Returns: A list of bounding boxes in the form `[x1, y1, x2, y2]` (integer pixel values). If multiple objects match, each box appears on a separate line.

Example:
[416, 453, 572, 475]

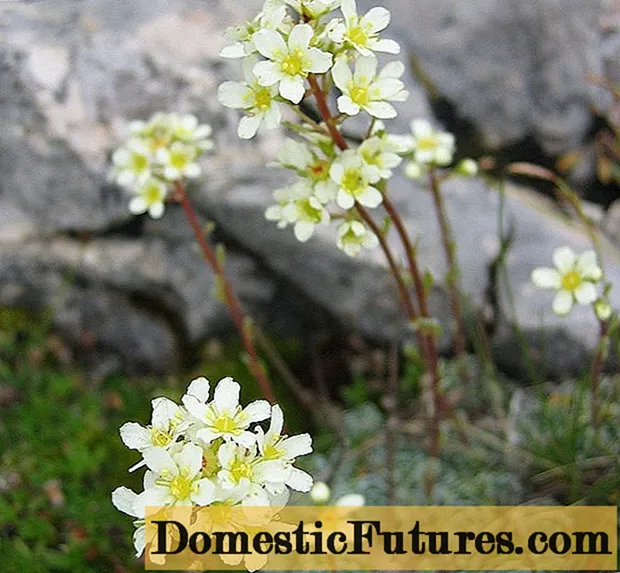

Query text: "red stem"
[174, 181, 276, 404]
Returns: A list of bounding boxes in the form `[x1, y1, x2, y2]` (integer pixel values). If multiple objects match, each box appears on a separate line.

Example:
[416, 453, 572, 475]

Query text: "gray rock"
[1, 0, 618, 379]
[363, 0, 605, 156]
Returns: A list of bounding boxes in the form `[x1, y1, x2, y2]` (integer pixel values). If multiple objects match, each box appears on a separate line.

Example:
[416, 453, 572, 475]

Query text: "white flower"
[183, 377, 271, 448]
[409, 119, 456, 166]
[170, 114, 214, 152]
[253, 24, 333, 104]
[112, 139, 152, 187]
[156, 142, 201, 181]
[328, 0, 400, 56]
[336, 220, 379, 256]
[216, 442, 295, 505]
[220, 4, 289, 59]
[276, 138, 338, 200]
[255, 405, 313, 492]
[134, 444, 217, 510]
[359, 135, 403, 179]
[531, 247, 603, 316]
[120, 396, 183, 471]
[127, 177, 168, 219]
[218, 58, 282, 139]
[332, 56, 408, 119]
[111, 487, 146, 557]
[309, 481, 331, 504]
[265, 180, 330, 242]
[330, 149, 382, 209]
[276, 0, 341, 17]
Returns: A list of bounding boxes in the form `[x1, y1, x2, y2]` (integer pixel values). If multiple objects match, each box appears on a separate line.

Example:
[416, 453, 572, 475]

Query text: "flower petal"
[112, 487, 140, 518]
[144, 448, 178, 476]
[176, 443, 203, 478]
[253, 29, 288, 60]
[371, 38, 401, 54]
[279, 76, 305, 104]
[335, 493, 365, 506]
[356, 185, 383, 207]
[192, 479, 217, 505]
[364, 101, 397, 119]
[253, 61, 282, 87]
[288, 23, 313, 51]
[577, 250, 602, 281]
[337, 188, 355, 210]
[120, 422, 151, 450]
[238, 115, 262, 139]
[185, 377, 210, 403]
[214, 377, 240, 413]
[553, 246, 576, 273]
[552, 290, 574, 316]
[305, 48, 333, 74]
[280, 433, 313, 458]
[531, 268, 561, 289]
[574, 282, 597, 305]
[218, 81, 252, 109]
[242, 399, 272, 423]
[286, 467, 313, 492]
[362, 6, 390, 33]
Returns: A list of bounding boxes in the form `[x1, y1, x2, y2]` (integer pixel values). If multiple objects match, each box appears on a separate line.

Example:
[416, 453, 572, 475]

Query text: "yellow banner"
[144, 505, 617, 570]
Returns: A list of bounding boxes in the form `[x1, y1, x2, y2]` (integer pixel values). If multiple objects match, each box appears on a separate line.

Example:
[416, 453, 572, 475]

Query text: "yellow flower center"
[342, 169, 364, 194]
[150, 427, 172, 447]
[262, 442, 284, 461]
[131, 153, 149, 173]
[169, 150, 189, 170]
[561, 270, 582, 292]
[298, 199, 322, 223]
[308, 160, 329, 181]
[169, 474, 194, 501]
[230, 460, 253, 483]
[347, 25, 369, 47]
[416, 135, 439, 151]
[143, 182, 164, 205]
[350, 85, 370, 106]
[281, 51, 304, 76]
[213, 414, 239, 434]
[253, 87, 273, 111]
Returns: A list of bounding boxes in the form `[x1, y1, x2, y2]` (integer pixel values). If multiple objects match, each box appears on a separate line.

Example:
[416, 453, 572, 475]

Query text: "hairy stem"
[429, 167, 468, 365]
[307, 75, 443, 468]
[173, 181, 276, 403]
[590, 319, 609, 431]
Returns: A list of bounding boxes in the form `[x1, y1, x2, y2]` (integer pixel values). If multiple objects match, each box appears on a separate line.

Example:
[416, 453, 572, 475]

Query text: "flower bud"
[405, 161, 423, 180]
[456, 158, 478, 177]
[310, 481, 331, 504]
[595, 300, 612, 322]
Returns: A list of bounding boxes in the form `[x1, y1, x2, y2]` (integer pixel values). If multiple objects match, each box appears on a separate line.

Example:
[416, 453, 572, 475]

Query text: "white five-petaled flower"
[359, 135, 403, 179]
[120, 396, 183, 471]
[112, 139, 152, 187]
[330, 149, 383, 209]
[170, 114, 214, 152]
[332, 56, 408, 119]
[336, 220, 379, 257]
[134, 443, 216, 510]
[128, 177, 168, 219]
[265, 180, 331, 242]
[183, 377, 271, 448]
[276, 138, 338, 200]
[156, 142, 201, 181]
[220, 4, 289, 59]
[218, 58, 282, 139]
[253, 24, 333, 104]
[255, 405, 314, 492]
[408, 119, 456, 166]
[531, 247, 603, 316]
[328, 0, 400, 56]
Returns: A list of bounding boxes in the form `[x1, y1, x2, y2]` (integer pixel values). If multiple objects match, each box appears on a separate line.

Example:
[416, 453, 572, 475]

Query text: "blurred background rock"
[1, 0, 619, 380]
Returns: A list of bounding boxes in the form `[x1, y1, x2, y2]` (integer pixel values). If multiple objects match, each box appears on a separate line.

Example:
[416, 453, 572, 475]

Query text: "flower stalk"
[173, 181, 277, 404]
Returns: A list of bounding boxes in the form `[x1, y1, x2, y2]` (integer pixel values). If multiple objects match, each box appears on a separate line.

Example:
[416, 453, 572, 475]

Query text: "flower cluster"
[111, 113, 214, 218]
[112, 376, 313, 558]
[531, 246, 607, 317]
[218, 0, 414, 257]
